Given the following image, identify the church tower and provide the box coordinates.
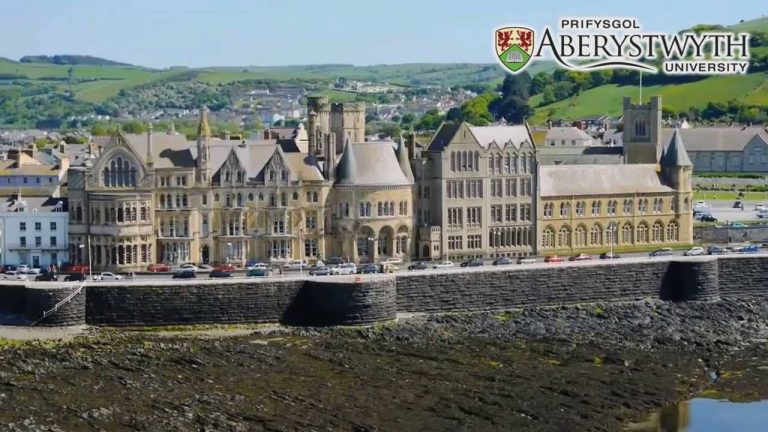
[661,127,693,243]
[622,96,662,164]
[196,106,212,184]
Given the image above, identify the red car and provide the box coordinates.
[216,263,237,272]
[65,264,91,273]
[568,253,592,262]
[545,255,564,263]
[147,263,171,272]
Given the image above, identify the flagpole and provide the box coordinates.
[639,71,643,104]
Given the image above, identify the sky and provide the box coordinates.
[0,0,764,68]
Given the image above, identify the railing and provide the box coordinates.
[31,281,86,326]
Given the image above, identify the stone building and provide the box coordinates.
[413,122,537,261]
[661,127,768,172]
[69,102,414,271]
[0,194,68,268]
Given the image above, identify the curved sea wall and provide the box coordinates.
[0,255,764,327]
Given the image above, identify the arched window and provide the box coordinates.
[638,199,648,213]
[574,225,586,247]
[474,152,479,171]
[313,192,319,202]
[248,193,254,201]
[590,223,603,246]
[237,193,243,207]
[607,200,617,216]
[225,171,231,182]
[560,202,569,217]
[461,152,468,171]
[280,170,287,181]
[366,202,372,216]
[652,221,664,242]
[280,193,287,206]
[269,171,275,181]
[389,201,395,216]
[666,221,679,242]
[622,223,633,244]
[634,118,647,136]
[637,222,649,243]
[103,167,110,186]
[292,191,299,201]
[378,202,384,216]
[504,154,511,173]
[236,171,243,182]
[496,153,502,173]
[450,152,456,171]
[557,225,571,248]
[591,201,600,216]
[160,195,165,208]
[542,226,555,248]
[117,207,124,223]
[269,194,275,207]
[259,193,264,201]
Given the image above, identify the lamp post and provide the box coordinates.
[78,237,92,280]
[609,222,617,258]
[368,236,376,264]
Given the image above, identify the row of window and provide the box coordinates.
[356,201,409,218]
[543,198,681,218]
[90,204,150,225]
[490,178,532,198]
[103,158,138,187]
[447,235,483,251]
[18,221,57,232]
[447,204,532,228]
[18,236,58,248]
[446,179,484,199]
[541,220,680,248]
[489,227,533,248]
[488,152,535,175]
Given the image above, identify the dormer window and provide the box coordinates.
[280,170,287,181]
[269,171,275,181]
[225,171,231,182]
[236,171,243,182]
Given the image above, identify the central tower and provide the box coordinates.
[622,96,662,164]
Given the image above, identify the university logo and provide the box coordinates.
[494,18,751,76]
[495,27,535,73]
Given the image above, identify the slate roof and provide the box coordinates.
[539,164,674,197]
[468,125,532,150]
[544,127,594,142]
[426,122,460,152]
[661,128,693,167]
[335,141,411,186]
[92,133,195,169]
[0,196,68,213]
[661,127,768,152]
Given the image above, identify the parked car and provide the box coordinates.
[309,266,332,276]
[331,263,357,275]
[492,257,513,266]
[408,262,428,271]
[4,271,27,281]
[358,264,379,274]
[599,252,621,260]
[147,263,171,272]
[246,268,271,277]
[94,272,124,281]
[64,273,86,282]
[380,257,403,265]
[17,264,30,274]
[544,255,564,263]
[732,200,744,209]
[216,263,237,273]
[693,201,708,211]
[26,267,42,275]
[517,257,537,264]
[284,259,309,270]
[697,214,718,222]
[35,272,58,282]
[246,262,268,271]
[649,248,674,257]
[209,270,233,278]
[729,222,748,228]
[65,264,90,274]
[326,257,344,266]
[176,263,199,273]
[755,204,767,212]
[707,246,728,255]
[460,259,484,267]
[568,253,592,262]
[736,244,761,254]
[172,270,196,279]
[683,247,706,256]
[1,265,17,273]
[433,260,455,269]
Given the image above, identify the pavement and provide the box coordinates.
[705,200,767,223]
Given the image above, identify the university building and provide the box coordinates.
[68,99,416,271]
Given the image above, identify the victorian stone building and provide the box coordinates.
[69,101,415,271]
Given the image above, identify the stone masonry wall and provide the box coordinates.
[717,256,768,298]
[23,283,86,326]
[395,258,722,313]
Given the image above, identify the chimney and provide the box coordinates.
[146,122,154,167]
[407,131,416,160]
[307,110,317,155]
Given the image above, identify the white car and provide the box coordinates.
[4,271,27,281]
[284,259,309,270]
[331,263,357,275]
[683,247,706,256]
[95,272,124,281]
[176,264,198,273]
[27,268,42,275]
[247,262,268,271]
[17,264,30,274]
[380,257,403,265]
[433,260,455,269]
[755,204,767,212]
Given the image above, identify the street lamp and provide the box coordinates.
[608,222,617,258]
[78,238,92,281]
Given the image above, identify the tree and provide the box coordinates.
[91,124,110,136]
[497,96,533,124]
[499,72,531,99]
[460,92,497,126]
[530,72,553,94]
[446,107,464,122]
[122,121,146,134]
[400,113,416,125]
[416,109,445,131]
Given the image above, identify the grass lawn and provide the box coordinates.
[694,191,768,202]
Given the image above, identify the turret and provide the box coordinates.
[660,127,693,192]
[324,131,337,181]
[146,122,154,168]
[196,106,212,184]
[308,110,317,156]
[335,134,356,184]
[397,132,414,182]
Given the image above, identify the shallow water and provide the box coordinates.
[630,398,768,431]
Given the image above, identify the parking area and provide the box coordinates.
[701,200,767,223]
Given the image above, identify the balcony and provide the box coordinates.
[88,224,154,237]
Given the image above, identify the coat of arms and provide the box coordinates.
[495,27,535,73]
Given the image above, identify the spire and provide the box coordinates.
[197,106,211,138]
[146,122,154,167]
[397,132,414,182]
[661,128,692,167]
[335,134,357,184]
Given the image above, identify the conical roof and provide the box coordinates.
[662,128,692,167]
[335,135,357,184]
[397,133,414,181]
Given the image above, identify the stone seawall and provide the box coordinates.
[395,258,721,313]
[2,255,766,327]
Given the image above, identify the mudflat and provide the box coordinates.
[1,299,768,431]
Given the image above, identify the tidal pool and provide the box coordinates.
[630,398,768,431]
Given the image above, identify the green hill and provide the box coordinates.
[529,17,768,123]
[530,73,768,122]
